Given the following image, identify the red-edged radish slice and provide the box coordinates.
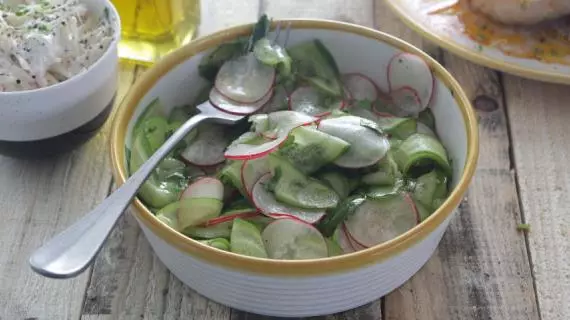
[252,174,326,224]
[390,86,422,116]
[387,52,433,112]
[201,211,260,227]
[261,218,328,260]
[210,87,273,115]
[241,156,271,197]
[267,213,309,222]
[224,134,287,161]
[344,195,418,248]
[289,86,344,117]
[343,223,368,251]
[214,53,276,104]
[342,73,379,101]
[181,177,224,200]
[332,224,356,253]
[180,124,230,167]
[318,117,390,168]
[260,85,289,113]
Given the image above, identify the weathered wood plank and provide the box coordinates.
[502,76,570,320]
[375,1,540,319]
[0,63,136,320]
[229,1,377,319]
[80,1,260,319]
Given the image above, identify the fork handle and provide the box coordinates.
[29,113,210,279]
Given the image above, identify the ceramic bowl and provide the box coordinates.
[110,19,479,318]
[0,0,120,158]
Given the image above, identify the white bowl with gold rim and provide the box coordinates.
[110,19,479,318]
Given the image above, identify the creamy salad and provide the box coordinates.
[0,0,114,92]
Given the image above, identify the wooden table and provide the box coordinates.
[1,1,568,319]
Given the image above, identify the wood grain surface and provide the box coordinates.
[0,0,565,319]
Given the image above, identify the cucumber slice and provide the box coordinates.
[181,123,231,167]
[262,110,317,139]
[224,134,288,161]
[262,218,328,260]
[345,195,418,247]
[315,196,366,237]
[209,87,273,115]
[198,238,231,251]
[288,39,343,97]
[332,225,353,253]
[241,156,271,197]
[325,237,344,257]
[387,52,434,112]
[278,126,350,175]
[318,171,351,199]
[181,177,224,201]
[412,170,448,211]
[177,197,224,229]
[133,97,165,137]
[288,86,344,117]
[252,174,326,224]
[267,154,340,210]
[362,152,401,186]
[218,160,246,196]
[342,73,379,101]
[230,218,268,258]
[215,53,276,104]
[253,37,292,75]
[392,133,451,177]
[376,117,417,140]
[414,199,431,222]
[416,121,437,138]
[156,201,181,230]
[318,117,390,168]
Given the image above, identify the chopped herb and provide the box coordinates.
[517,223,530,232]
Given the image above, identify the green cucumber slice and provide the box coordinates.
[177,198,224,229]
[325,237,344,257]
[230,218,268,258]
[315,196,366,238]
[393,133,451,177]
[318,171,351,199]
[262,218,328,260]
[199,238,231,251]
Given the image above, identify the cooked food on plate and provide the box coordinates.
[469,0,570,25]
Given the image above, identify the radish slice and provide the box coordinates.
[224,135,287,161]
[214,53,276,104]
[201,211,260,227]
[318,117,390,168]
[390,87,422,116]
[181,177,224,200]
[289,86,344,117]
[343,223,368,251]
[181,124,230,166]
[261,218,328,260]
[342,73,378,101]
[262,110,317,139]
[252,174,326,224]
[332,224,355,253]
[210,87,273,115]
[387,52,433,112]
[345,196,418,248]
[260,86,289,113]
[241,156,271,197]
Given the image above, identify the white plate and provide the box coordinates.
[385,0,570,85]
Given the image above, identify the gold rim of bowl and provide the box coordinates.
[383,0,570,85]
[110,19,479,276]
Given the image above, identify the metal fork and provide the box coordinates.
[28,22,291,279]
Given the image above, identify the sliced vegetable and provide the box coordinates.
[156,201,181,230]
[241,156,271,197]
[260,85,289,113]
[387,52,433,112]
[199,238,231,251]
[180,123,231,166]
[230,218,268,258]
[344,195,418,247]
[209,87,273,115]
[316,195,366,237]
[289,86,344,117]
[287,39,343,97]
[198,39,247,82]
[262,218,328,260]
[392,133,451,177]
[177,197,223,230]
[133,98,165,137]
[325,237,344,257]
[318,171,352,199]
[277,126,349,174]
[262,110,317,138]
[376,117,417,140]
[416,122,437,138]
[252,174,326,224]
[332,226,353,253]
[390,87,422,116]
[318,117,390,168]
[253,37,292,75]
[215,53,276,104]
[366,184,402,200]
[267,154,340,209]
[342,73,378,101]
[224,134,288,160]
[181,177,224,201]
[217,160,246,195]
[362,152,401,186]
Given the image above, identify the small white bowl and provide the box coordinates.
[111,20,479,318]
[0,0,121,158]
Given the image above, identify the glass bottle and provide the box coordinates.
[110,0,200,65]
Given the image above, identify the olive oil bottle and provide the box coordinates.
[111,0,200,65]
